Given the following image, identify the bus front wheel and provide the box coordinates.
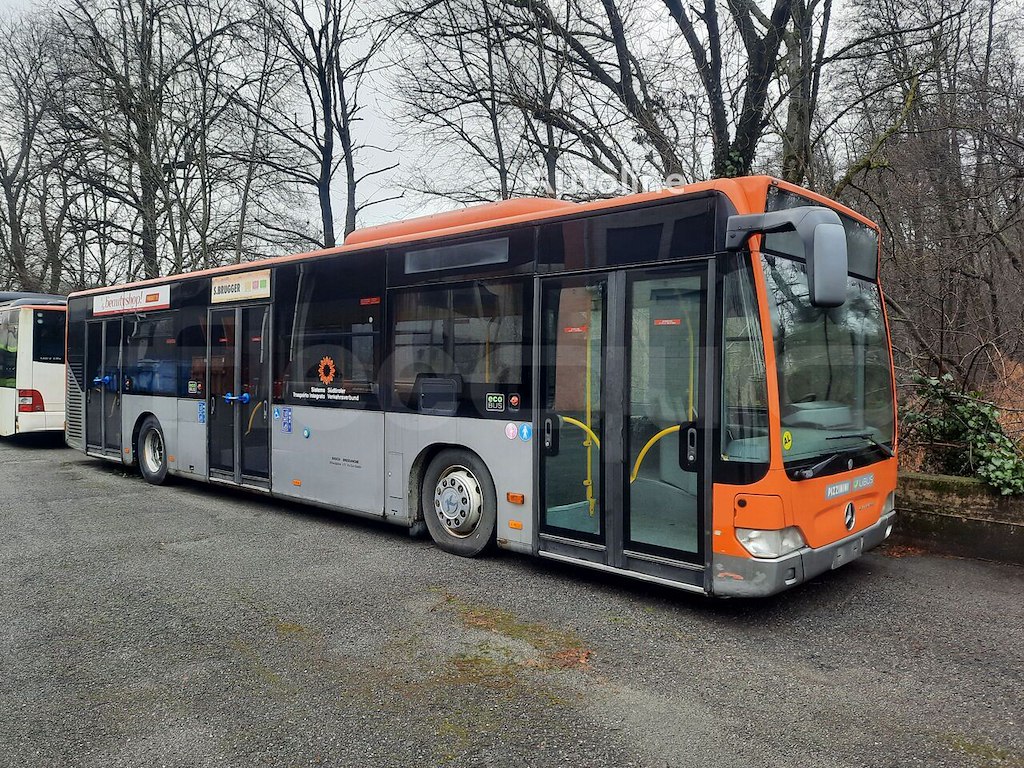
[421,449,496,557]
[138,416,169,486]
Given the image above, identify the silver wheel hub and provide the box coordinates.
[143,429,164,475]
[433,466,483,538]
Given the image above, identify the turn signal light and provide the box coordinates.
[506,492,525,505]
[17,389,44,413]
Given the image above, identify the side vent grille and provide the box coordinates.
[65,365,84,444]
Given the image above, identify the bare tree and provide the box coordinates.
[55,0,239,279]
[252,0,394,247]
[0,16,55,291]
[834,0,1024,394]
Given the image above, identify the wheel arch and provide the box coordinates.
[129,411,160,467]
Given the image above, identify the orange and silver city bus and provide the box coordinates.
[0,293,67,437]
[64,176,897,596]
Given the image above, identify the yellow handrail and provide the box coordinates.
[245,400,264,436]
[560,416,601,450]
[684,313,696,420]
[629,425,680,483]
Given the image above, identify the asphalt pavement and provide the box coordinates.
[1,434,1022,768]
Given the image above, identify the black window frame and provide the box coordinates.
[272,252,386,411]
[122,310,179,397]
[387,276,533,418]
[31,309,66,365]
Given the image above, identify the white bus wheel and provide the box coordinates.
[138,416,169,486]
[421,449,496,557]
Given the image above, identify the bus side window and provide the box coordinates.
[177,307,208,398]
[123,313,177,396]
[720,256,770,465]
[0,310,16,387]
[391,281,525,414]
[278,260,382,407]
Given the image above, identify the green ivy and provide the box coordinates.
[903,374,1024,495]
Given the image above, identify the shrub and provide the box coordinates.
[902,374,1024,495]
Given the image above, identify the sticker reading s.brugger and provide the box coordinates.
[782,430,793,451]
[318,355,336,386]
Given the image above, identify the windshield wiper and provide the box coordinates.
[793,450,854,480]
[793,435,893,480]
[825,432,894,458]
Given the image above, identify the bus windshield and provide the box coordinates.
[762,254,895,471]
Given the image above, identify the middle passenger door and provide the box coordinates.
[207,304,271,487]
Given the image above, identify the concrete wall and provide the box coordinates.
[895,472,1023,565]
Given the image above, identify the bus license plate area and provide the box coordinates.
[831,537,864,570]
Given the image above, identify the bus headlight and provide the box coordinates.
[736,527,806,559]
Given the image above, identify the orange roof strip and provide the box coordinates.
[18,304,66,312]
[68,176,858,300]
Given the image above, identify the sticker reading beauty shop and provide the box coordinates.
[93,285,170,315]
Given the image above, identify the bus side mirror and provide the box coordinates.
[725,205,849,308]
[804,219,847,308]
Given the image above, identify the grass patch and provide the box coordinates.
[448,653,520,690]
[943,735,1022,766]
[437,590,593,671]
[274,620,306,635]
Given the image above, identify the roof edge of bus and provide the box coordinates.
[66,176,867,300]
[13,304,67,311]
[767,177,880,231]
[343,197,578,246]
[0,291,67,306]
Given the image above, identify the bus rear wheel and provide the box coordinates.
[138,416,169,486]
[421,449,496,557]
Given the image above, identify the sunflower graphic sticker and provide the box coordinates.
[318,355,337,386]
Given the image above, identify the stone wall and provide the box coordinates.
[895,472,1024,565]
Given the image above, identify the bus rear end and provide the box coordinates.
[0,302,66,437]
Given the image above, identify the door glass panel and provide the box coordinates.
[240,306,270,479]
[627,273,704,556]
[541,279,604,540]
[208,311,235,474]
[85,323,103,448]
[103,320,122,452]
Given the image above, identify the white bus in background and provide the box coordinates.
[0,293,67,437]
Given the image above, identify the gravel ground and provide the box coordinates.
[1,434,1022,768]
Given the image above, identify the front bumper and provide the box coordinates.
[711,511,896,597]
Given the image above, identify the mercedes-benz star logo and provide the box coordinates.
[844,502,856,531]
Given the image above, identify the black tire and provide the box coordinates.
[421,448,497,557]
[137,416,169,485]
